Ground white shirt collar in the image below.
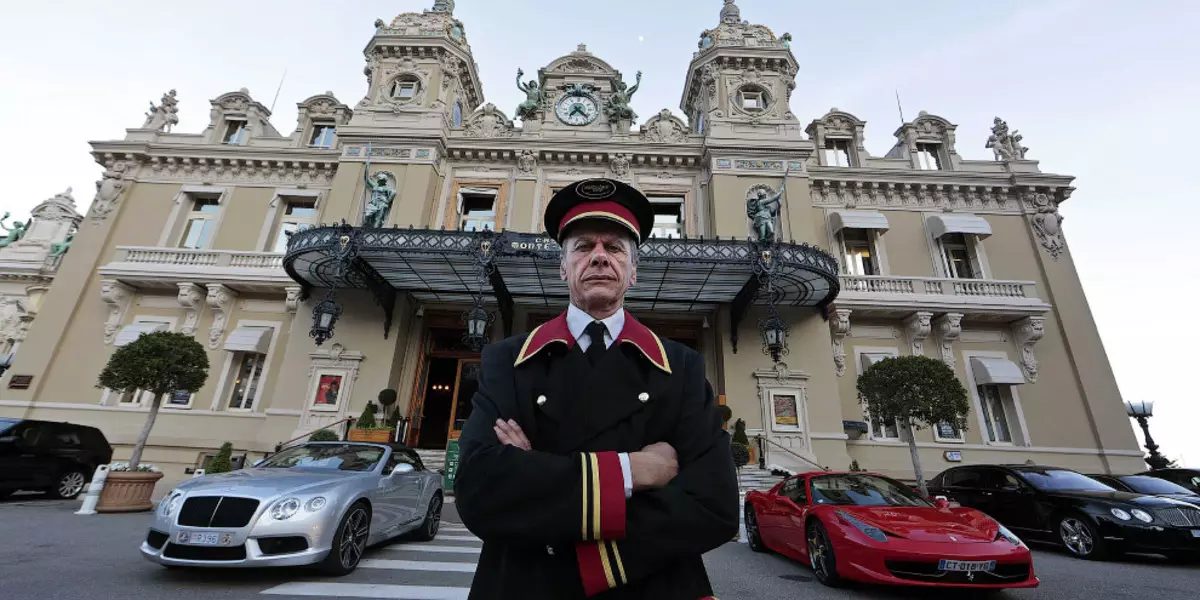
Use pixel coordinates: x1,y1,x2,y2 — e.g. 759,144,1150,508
566,304,625,349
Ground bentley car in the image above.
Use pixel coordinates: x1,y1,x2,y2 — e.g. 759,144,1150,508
1088,474,1200,506
929,465,1200,561
1137,468,1200,494
141,442,444,574
744,472,1038,589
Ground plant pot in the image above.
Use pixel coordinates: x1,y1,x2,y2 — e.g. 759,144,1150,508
348,428,393,443
96,470,164,513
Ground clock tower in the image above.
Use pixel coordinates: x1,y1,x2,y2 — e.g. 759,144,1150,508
523,45,642,139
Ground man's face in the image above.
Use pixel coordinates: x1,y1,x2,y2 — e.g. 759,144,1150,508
560,220,637,314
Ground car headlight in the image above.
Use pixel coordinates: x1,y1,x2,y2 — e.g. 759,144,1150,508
305,497,327,512
1130,509,1154,523
1110,508,1132,521
996,524,1026,548
270,497,302,520
160,491,183,517
835,510,888,543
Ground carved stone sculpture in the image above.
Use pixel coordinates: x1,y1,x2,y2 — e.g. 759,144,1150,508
515,68,544,121
1012,317,1045,383
933,313,963,369
829,309,852,377
143,89,180,133
206,284,239,350
465,103,515,138
177,283,205,336
610,153,632,182
605,71,642,122
1030,193,1066,259
746,182,784,244
363,171,397,228
516,150,537,176
640,109,688,143
904,312,933,357
100,279,134,344
91,162,128,223
986,117,1029,161
0,214,27,249
285,287,304,314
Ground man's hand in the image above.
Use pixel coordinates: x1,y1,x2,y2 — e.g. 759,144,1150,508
494,419,531,451
629,442,678,491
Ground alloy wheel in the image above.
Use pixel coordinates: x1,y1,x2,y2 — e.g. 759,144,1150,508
745,506,763,551
57,472,86,498
1059,517,1094,557
808,528,831,580
339,507,370,570
426,496,442,538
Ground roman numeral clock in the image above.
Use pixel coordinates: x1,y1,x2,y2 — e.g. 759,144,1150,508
554,83,600,126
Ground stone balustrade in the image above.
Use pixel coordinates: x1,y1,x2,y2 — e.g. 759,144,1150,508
836,275,1047,319
840,275,1033,298
100,247,292,291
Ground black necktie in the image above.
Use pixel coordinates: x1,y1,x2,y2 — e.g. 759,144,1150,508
585,321,608,366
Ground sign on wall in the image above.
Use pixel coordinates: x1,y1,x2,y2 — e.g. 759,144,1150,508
443,439,461,490
773,394,799,427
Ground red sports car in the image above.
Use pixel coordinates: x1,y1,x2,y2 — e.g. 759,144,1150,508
744,472,1038,589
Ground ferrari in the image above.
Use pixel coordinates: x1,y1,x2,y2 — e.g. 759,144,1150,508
744,471,1038,589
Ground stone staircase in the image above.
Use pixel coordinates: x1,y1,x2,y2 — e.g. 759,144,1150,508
736,465,787,544
415,448,448,470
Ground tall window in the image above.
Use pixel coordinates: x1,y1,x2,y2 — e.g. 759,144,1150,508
227,352,266,411
459,191,497,232
978,385,1014,444
309,123,336,148
180,196,220,249
841,228,877,276
223,120,249,145
915,143,943,170
272,199,318,252
860,353,900,440
391,76,420,102
452,103,464,128
649,197,685,239
940,233,981,279
823,139,852,167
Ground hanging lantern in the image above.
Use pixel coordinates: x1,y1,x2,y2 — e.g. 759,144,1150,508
462,296,495,351
760,307,789,364
310,292,343,346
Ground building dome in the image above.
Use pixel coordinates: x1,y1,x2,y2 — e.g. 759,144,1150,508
698,0,785,52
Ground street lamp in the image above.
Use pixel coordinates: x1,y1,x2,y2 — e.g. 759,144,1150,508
310,292,343,346
759,306,789,364
1125,400,1170,470
462,296,494,352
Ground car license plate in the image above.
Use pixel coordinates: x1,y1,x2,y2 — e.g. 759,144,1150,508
938,559,996,572
1191,530,1200,538
178,532,221,546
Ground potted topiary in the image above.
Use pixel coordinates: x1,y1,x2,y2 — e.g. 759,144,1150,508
308,428,341,442
730,418,751,469
348,403,393,443
95,331,208,512
208,442,234,474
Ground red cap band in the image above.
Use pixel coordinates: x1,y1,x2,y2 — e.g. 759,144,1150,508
558,201,640,241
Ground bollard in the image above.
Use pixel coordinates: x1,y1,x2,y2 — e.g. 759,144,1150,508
191,469,206,478
75,464,110,516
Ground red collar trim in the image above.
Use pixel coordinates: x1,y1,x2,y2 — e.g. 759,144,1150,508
514,312,574,366
616,313,672,374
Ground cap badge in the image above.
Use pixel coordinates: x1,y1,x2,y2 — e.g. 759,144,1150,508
576,179,617,200
638,392,650,403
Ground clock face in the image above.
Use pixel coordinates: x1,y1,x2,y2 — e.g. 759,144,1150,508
555,93,599,126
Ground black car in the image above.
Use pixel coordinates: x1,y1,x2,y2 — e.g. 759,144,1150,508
1089,474,1200,506
929,464,1200,561
1138,469,1200,494
0,418,112,499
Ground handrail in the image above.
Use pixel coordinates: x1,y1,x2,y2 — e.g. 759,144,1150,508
273,417,356,453
756,434,829,472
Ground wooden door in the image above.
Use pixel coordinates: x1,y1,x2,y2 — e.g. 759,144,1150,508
446,359,481,441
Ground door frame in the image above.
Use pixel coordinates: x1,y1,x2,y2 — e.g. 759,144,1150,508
405,313,483,447
446,358,481,442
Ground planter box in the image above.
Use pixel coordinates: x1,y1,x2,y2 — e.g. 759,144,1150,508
96,470,164,513
348,428,393,443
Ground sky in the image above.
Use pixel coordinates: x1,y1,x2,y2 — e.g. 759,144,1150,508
1,1,1197,465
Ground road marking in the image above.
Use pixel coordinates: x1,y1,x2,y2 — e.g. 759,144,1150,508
262,582,469,599
434,535,480,542
384,544,481,554
360,558,477,572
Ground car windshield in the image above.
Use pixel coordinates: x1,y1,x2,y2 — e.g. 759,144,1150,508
0,418,18,435
1120,476,1194,495
1018,469,1115,492
809,474,932,507
257,443,385,472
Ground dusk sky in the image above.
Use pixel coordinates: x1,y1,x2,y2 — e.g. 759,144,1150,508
2,1,1196,464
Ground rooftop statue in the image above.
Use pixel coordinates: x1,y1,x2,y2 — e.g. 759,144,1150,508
0,213,27,249
514,68,544,121
606,71,642,122
143,89,179,133
986,117,1029,161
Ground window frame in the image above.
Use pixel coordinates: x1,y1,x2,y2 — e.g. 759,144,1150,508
208,320,283,413
258,189,322,253
915,142,943,170
854,347,903,441
179,196,222,250
823,138,853,167
223,119,249,145
390,77,421,103
308,121,337,148
839,228,880,276
962,350,1031,447
926,218,992,281
445,180,510,232
647,195,686,240
271,198,319,253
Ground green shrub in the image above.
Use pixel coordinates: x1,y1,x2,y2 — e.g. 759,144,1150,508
356,403,378,429
309,429,341,442
732,418,750,445
208,442,234,474
731,442,751,468
849,459,864,472
378,389,398,408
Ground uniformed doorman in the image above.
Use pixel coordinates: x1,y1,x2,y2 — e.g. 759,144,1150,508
455,178,739,600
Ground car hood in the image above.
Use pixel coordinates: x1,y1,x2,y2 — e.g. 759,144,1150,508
1044,489,1182,507
173,468,369,499
1156,493,1200,506
836,506,999,543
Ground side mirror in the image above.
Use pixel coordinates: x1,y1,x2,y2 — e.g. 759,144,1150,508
934,497,951,510
390,463,415,476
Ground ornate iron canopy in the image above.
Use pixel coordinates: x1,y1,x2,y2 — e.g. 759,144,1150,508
284,224,840,349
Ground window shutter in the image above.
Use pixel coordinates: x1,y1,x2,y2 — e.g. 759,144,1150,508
967,235,985,279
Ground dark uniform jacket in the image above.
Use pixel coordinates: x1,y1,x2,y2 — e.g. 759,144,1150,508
455,311,739,600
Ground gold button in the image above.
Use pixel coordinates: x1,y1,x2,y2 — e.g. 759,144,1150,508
546,545,555,555
537,395,547,406
638,392,650,403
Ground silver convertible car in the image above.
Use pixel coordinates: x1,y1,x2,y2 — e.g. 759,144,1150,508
140,442,443,574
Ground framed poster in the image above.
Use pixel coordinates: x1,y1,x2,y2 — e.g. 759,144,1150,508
312,373,345,410
772,393,799,428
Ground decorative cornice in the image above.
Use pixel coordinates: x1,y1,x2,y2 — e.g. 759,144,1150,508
829,308,851,377
100,279,135,344
1027,191,1067,259
205,284,239,350
285,286,303,314
176,283,205,336
904,311,933,357
933,313,963,369
1012,316,1045,383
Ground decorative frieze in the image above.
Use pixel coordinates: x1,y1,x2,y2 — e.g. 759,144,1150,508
829,308,851,377
205,284,239,350
100,279,134,344
812,180,1021,212
904,311,933,357
1028,192,1067,260
1012,316,1045,383
933,313,963,369
137,156,337,188
176,283,205,336
713,157,804,173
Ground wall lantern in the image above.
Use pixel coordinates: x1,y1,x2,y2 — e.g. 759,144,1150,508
462,296,495,352
759,305,789,364
310,292,343,346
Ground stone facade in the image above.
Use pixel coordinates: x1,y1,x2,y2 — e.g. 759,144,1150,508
0,1,1143,490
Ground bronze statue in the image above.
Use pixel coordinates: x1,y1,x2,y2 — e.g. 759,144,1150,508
0,213,27,249
606,71,642,121
747,169,788,244
363,172,396,228
515,68,543,120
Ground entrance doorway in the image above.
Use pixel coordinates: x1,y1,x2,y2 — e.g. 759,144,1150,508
407,320,483,449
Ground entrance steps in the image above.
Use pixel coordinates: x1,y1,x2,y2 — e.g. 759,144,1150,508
737,465,787,493
416,448,448,470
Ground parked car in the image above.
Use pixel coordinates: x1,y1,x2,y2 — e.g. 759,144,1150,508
1088,474,1200,506
0,417,112,500
929,465,1200,561
1137,469,1200,494
744,472,1038,590
140,442,444,574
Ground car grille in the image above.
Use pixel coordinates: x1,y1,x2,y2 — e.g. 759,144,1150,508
1155,507,1200,528
146,530,169,549
162,543,247,561
885,561,1031,585
177,496,260,528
